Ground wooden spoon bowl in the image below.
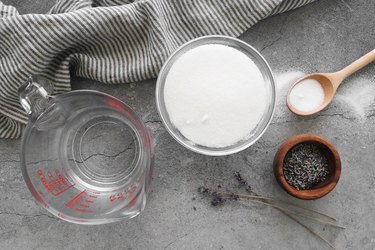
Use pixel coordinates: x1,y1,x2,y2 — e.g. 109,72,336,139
273,134,341,200
286,73,337,116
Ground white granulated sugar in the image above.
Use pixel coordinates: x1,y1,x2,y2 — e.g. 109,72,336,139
289,79,325,113
273,71,305,117
275,71,305,92
164,44,267,148
336,77,375,119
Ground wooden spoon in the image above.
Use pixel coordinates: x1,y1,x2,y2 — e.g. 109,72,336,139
287,49,375,116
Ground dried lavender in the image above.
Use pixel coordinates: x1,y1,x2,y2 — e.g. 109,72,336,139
234,171,252,192
211,194,226,206
198,186,239,206
198,172,343,250
198,186,224,206
283,143,330,190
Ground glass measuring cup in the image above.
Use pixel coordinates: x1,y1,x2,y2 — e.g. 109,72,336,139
18,76,154,224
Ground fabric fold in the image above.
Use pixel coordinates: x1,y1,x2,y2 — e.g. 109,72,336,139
0,0,315,138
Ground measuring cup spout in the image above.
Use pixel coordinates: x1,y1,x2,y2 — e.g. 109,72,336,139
18,75,54,118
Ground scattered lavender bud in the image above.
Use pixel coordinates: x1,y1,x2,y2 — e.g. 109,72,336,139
234,171,252,192
198,186,209,193
211,195,225,206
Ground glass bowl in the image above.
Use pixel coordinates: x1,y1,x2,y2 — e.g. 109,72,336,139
156,35,276,156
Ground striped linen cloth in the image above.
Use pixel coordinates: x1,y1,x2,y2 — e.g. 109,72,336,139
0,0,315,139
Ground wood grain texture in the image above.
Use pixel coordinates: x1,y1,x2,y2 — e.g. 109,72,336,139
273,134,341,200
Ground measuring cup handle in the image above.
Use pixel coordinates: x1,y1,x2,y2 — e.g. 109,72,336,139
18,75,54,117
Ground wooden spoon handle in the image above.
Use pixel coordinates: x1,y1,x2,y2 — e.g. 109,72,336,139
336,48,375,81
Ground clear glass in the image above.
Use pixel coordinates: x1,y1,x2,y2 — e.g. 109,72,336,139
155,35,276,156
19,76,154,225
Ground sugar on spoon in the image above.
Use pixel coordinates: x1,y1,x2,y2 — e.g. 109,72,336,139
287,49,375,116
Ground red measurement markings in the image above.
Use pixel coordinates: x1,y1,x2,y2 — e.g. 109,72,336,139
65,190,97,213
105,97,132,117
37,169,74,197
109,171,145,203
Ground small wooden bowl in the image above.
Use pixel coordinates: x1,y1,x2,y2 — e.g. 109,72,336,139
273,134,341,200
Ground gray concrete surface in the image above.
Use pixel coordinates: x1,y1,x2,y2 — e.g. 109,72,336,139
1,0,375,249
